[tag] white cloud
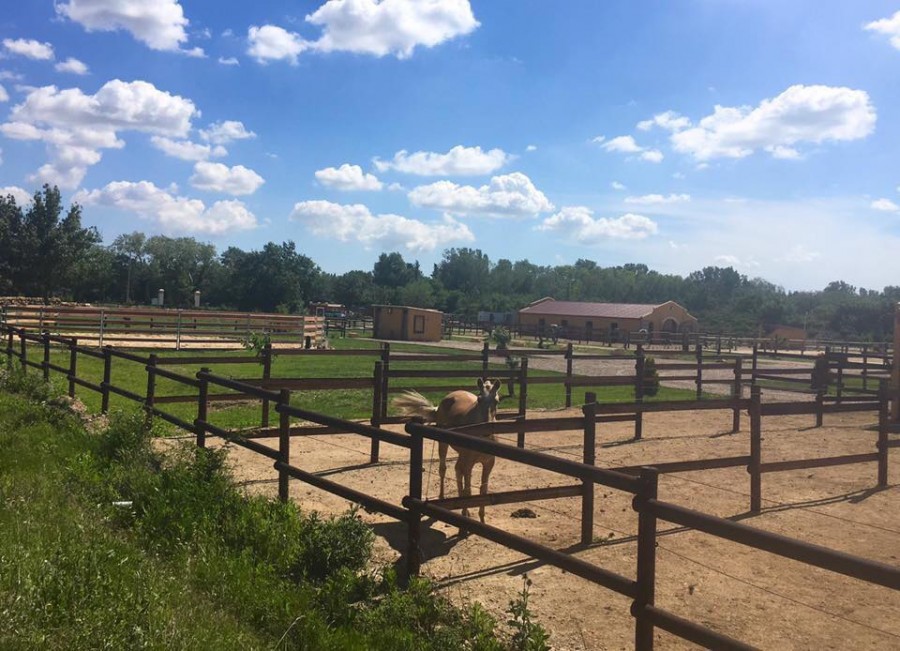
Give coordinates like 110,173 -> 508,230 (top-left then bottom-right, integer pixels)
670,85 -> 875,161
150,136 -> 227,161
408,172 -> 554,217
289,199 -> 474,252
625,193 -> 691,205
865,11 -> 900,50
190,161 -> 264,195
610,181 -> 626,191
374,145 -> 512,176
247,25 -> 307,64
56,0 -> 203,56
537,206 -> 658,242
2,38 -> 55,60
1,79 -> 198,188
76,180 -> 257,235
637,111 -> 690,132
315,164 -> 383,191
218,56 -> 239,66
199,120 -> 255,145
713,254 -> 759,269
597,135 -> 663,163
55,58 -> 89,75
778,244 -> 821,264
305,0 -> 479,59
0,85 -> 8,103
871,198 -> 900,212
0,186 -> 32,205
525,144 -> 537,152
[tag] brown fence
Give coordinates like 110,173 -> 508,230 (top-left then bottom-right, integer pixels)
3,324 -> 899,650
0,304 -> 324,349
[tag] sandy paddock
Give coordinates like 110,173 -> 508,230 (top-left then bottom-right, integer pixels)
206,402 -> 900,651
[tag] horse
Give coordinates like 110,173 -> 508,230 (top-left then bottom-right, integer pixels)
392,378 -> 502,523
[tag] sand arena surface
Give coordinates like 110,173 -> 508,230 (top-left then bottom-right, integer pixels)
206,402 -> 900,650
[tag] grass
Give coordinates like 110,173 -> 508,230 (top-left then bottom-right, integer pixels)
9,334 -> 703,433
0,371 -> 537,650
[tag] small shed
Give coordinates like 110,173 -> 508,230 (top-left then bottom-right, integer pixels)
372,305 -> 443,342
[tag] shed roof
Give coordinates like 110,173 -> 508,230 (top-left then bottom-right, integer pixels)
519,299 -> 662,319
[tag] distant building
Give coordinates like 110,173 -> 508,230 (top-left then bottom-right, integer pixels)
761,324 -> 807,344
372,305 -> 443,342
517,297 -> 698,340
477,311 -> 516,326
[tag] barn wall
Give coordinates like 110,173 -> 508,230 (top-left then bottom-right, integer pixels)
372,306 -> 442,342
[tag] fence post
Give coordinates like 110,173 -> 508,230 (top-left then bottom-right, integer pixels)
517,357 -> 528,448
634,345 -> 645,440
749,385 -> 762,513
581,392 -> 597,545
279,389 -> 291,502
175,309 -> 182,351
632,466 -> 659,650
815,389 -> 825,427
878,380 -> 889,488
482,341 -> 490,377
101,347 -> 112,413
19,329 -> 26,370
862,346 -> 868,392
565,342 -> 574,408
42,330 -> 50,381
732,357 -> 743,433
406,429 -> 424,578
195,367 -> 209,448
261,342 -> 273,428
380,343 -> 391,422
68,337 -> 77,398
751,343 -> 758,387
835,357 -> 844,404
372,361 -> 384,426
5,327 -> 12,366
98,309 -> 105,347
695,342 -> 703,399
145,353 -> 158,426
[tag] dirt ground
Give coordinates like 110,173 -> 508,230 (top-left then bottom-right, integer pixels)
211,402 -> 900,651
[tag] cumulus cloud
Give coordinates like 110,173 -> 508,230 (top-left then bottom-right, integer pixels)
75,180 -> 257,234
247,25 -> 307,64
248,0 -> 478,63
199,120 -> 255,145
865,11 -> 900,50
0,79 -> 198,188
289,199 -> 474,252
3,38 -> 55,60
525,144 -> 537,152
0,185 -> 32,205
669,85 -> 875,161
537,206 -> 658,242
218,56 -> 239,66
637,110 -> 690,132
190,161 -> 264,195
54,57 -> 90,75
625,193 -> 691,205
0,85 -> 8,103
56,0 -> 203,56
871,198 -> 900,212
315,164 -> 383,191
408,172 -> 554,217
596,135 -> 664,163
150,136 -> 226,161
374,145 -> 512,176
610,181 -> 626,191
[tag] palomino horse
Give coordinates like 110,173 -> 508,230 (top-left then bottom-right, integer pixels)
392,378 -> 502,523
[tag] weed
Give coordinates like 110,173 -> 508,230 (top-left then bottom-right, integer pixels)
506,575 -> 551,651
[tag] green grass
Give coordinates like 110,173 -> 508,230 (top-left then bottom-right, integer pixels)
11,335 -> 702,433
0,374 -> 523,650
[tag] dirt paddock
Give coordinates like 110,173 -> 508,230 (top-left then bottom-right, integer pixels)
208,404 -> 899,650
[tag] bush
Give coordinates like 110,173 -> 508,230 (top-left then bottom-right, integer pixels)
490,326 -> 512,350
811,356 -> 831,391
639,356 -> 660,397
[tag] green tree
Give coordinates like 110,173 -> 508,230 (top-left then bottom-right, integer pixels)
110,231 -> 147,304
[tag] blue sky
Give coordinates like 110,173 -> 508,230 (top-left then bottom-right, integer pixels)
2,1 -> 900,291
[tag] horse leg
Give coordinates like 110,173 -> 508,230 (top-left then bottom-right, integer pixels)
455,456 -> 469,518
478,456 -> 495,523
438,441 -> 449,500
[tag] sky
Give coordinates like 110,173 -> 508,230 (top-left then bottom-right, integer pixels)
1,1 -> 900,292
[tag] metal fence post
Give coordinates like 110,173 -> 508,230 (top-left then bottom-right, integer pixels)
42,330 -> 50,381
581,392 -> 597,545
19,329 -> 26,370
565,342 -> 574,408
261,342 -> 273,428
195,367 -> 210,448
278,389 -> 291,502
732,357 -> 743,433
145,353 -> 158,426
68,337 -> 77,398
634,345 -> 645,440
632,466 -> 659,650
517,357 -> 528,448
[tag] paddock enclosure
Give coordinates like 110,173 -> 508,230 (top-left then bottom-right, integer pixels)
4,323 -> 899,650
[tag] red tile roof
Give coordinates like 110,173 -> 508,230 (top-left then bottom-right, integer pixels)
519,300 -> 663,319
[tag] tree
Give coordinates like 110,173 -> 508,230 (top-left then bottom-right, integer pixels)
372,252 -> 422,288
143,236 -> 219,306
432,248 -> 491,294
110,232 -> 147,303
0,185 -> 100,299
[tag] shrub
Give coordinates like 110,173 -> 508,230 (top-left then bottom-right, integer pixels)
639,356 -> 660,397
490,326 -> 512,350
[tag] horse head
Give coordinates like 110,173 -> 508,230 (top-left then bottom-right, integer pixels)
476,377 -> 502,422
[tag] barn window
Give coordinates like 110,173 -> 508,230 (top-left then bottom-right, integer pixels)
413,315 -> 425,334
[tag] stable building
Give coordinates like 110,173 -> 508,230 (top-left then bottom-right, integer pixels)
372,305 -> 443,342
518,297 -> 698,341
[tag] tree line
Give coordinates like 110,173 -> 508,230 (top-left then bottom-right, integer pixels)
2,185 -> 898,341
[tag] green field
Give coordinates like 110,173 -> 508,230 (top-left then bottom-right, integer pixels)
9,335 -> 701,433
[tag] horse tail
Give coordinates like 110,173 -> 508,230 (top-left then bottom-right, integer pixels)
391,390 -> 438,422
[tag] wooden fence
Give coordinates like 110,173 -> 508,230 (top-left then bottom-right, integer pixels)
0,304 -> 324,349
3,323 -> 898,650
